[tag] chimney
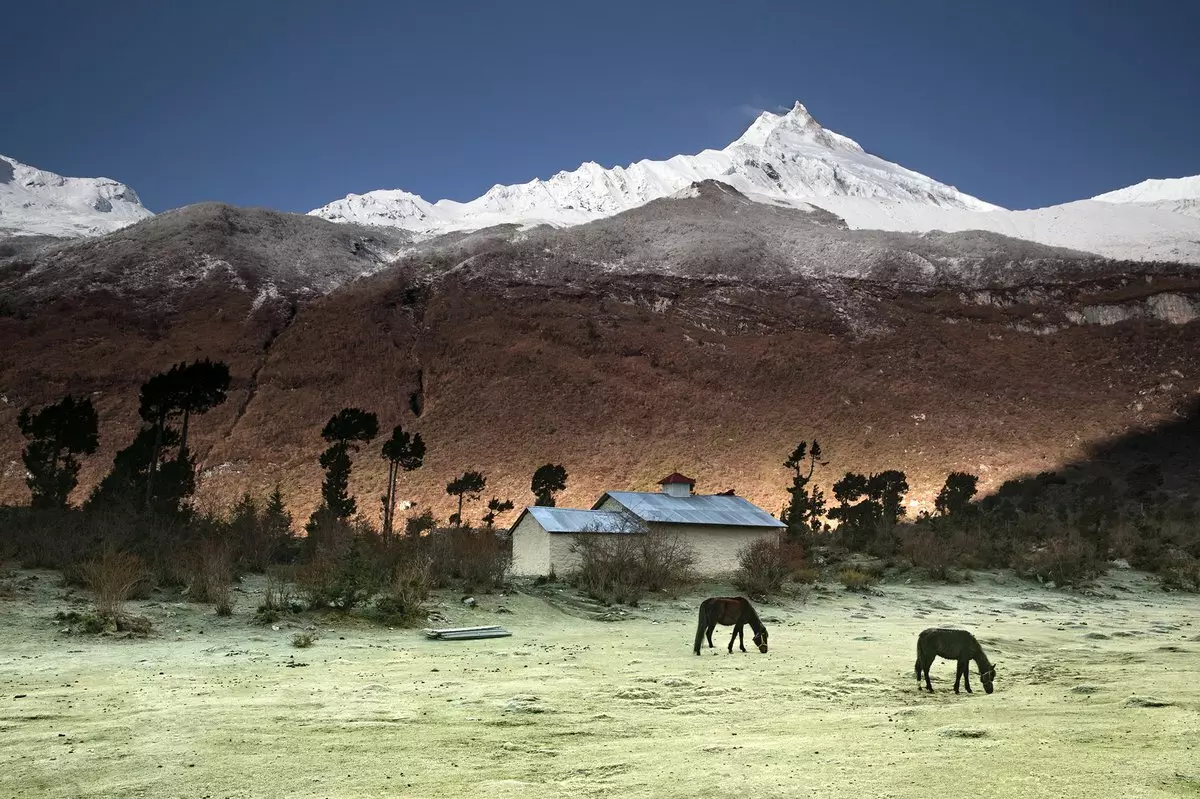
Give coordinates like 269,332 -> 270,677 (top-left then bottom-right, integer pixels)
658,472 -> 695,498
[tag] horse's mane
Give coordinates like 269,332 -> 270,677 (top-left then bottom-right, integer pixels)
740,598 -> 765,633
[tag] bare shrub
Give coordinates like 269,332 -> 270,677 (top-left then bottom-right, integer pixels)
292,631 -> 315,648
571,518 -> 696,605
419,527 -> 510,591
79,547 -> 147,619
902,526 -> 959,581
792,566 -> 820,584
261,566 -> 295,611
838,567 -> 878,591
1015,534 -> 1102,587
1157,549 -> 1200,592
375,556 -> 434,625
733,536 -> 790,597
295,538 -> 384,610
186,539 -> 234,606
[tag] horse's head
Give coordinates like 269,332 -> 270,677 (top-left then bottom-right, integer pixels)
980,664 -> 996,694
753,628 -> 768,653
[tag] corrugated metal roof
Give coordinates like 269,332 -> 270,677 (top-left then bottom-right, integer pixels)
596,492 -> 786,528
525,507 -> 642,534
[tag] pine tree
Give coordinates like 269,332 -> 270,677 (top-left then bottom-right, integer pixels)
780,440 -> 827,538
446,470 -> 487,527
17,395 -> 100,509
530,463 -> 568,507
482,497 -> 514,528
380,425 -> 426,537
314,408 -> 378,521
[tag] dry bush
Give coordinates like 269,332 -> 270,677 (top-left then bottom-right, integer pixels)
792,566 -> 820,584
374,556 -> 434,625
79,547 -> 147,619
838,567 -> 879,591
571,529 -> 696,606
1015,534 -> 1102,587
733,536 -> 790,597
418,527 -> 510,592
1157,549 -> 1200,592
261,566 -> 295,611
295,539 -> 384,610
185,539 -> 234,606
292,631 -> 315,648
902,526 -> 962,581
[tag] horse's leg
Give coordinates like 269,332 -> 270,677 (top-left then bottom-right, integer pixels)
727,624 -> 740,654
953,660 -> 964,694
962,661 -> 973,694
706,622 -> 716,648
739,625 -> 747,653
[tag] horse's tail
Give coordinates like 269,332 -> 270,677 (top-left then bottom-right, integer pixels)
914,636 -> 923,679
694,601 -> 709,654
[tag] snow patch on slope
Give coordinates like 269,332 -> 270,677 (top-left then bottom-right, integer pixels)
0,155 -> 153,237
796,196 -> 1200,263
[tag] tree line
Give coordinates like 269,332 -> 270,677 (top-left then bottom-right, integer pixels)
14,365 -> 571,532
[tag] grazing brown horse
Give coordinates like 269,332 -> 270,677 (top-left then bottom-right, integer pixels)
694,596 -> 768,655
915,627 -> 996,694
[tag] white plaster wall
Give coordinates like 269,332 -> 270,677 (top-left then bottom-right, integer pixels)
510,514 -> 551,576
650,524 -> 779,577
523,525 -> 779,578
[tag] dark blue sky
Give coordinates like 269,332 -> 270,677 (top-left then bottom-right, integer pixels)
3,0 -> 1197,213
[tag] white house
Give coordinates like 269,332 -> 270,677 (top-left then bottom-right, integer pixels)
508,472 -> 785,577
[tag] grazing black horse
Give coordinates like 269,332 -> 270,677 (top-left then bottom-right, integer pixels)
915,627 -> 996,694
694,596 -> 768,655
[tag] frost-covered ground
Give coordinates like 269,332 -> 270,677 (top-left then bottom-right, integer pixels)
0,569 -> 1197,799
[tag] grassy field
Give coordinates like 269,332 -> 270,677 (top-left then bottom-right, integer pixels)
1,568 -> 1197,799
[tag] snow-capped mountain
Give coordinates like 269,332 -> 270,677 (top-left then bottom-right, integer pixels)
1090,175 -> 1200,221
0,155 -> 153,238
310,102 -> 999,235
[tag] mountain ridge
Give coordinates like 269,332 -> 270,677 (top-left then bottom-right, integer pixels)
309,102 -> 999,235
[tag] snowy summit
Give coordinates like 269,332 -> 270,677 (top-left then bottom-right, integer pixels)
309,102 -> 998,236
0,155 -> 153,238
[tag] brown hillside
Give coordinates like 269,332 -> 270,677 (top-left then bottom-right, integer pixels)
2,261 -> 1198,528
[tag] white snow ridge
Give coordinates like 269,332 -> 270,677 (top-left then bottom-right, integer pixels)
308,102 -> 1200,263
309,102 -> 997,236
0,155 -> 153,237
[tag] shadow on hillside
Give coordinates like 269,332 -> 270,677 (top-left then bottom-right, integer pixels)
986,395 -> 1200,504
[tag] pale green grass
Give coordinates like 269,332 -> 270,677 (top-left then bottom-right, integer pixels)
0,570 -> 1196,798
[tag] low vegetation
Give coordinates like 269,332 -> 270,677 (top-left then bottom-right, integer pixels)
571,520 -> 696,605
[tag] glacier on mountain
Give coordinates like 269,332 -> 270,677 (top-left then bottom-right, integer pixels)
0,155 -> 153,237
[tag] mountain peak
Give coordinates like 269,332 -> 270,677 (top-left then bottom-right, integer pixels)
310,101 -> 998,234
732,101 -> 860,153
1091,175 -> 1200,204
0,154 -> 152,238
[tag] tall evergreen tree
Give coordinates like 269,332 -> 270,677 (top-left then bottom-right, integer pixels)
174,359 -> 231,456
380,425 -> 426,537
17,395 -> 100,509
935,472 -> 979,517
315,408 -> 378,521
780,440 -> 826,537
138,359 -> 230,510
445,470 -> 486,527
530,463 -> 568,507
